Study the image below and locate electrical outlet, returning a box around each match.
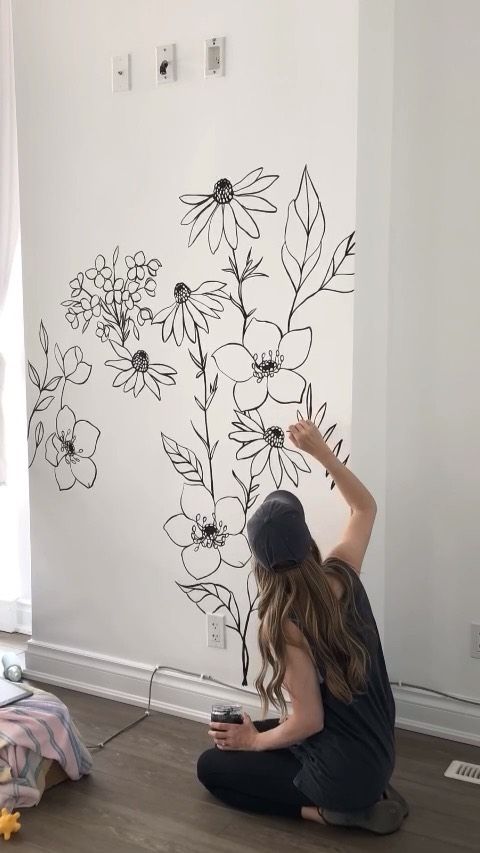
[207,613,225,649]
[470,623,480,659]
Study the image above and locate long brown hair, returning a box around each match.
[254,541,370,717]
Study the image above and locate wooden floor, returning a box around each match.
[4,678,479,853]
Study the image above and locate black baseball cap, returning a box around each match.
[247,490,312,573]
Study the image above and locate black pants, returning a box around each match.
[197,719,315,818]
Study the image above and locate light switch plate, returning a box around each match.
[205,37,225,77]
[112,54,130,93]
[156,44,176,84]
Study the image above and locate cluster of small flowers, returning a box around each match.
[63,251,161,336]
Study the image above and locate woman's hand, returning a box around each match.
[287,419,326,459]
[208,713,260,751]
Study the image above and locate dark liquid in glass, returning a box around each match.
[211,704,243,724]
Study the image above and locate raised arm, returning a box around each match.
[288,420,376,574]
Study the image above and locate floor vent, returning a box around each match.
[444,760,480,785]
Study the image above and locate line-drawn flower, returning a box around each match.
[103,277,124,306]
[105,342,177,399]
[80,294,101,322]
[213,318,311,411]
[229,410,311,488]
[152,281,227,345]
[69,273,84,299]
[96,321,110,342]
[65,307,81,330]
[45,405,100,491]
[55,345,92,384]
[126,251,147,281]
[180,167,279,253]
[86,254,112,289]
[164,484,250,579]
[137,307,153,327]
[121,280,141,311]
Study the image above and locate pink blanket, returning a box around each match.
[0,689,92,808]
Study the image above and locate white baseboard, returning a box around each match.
[0,598,32,634]
[25,639,265,724]
[25,640,480,745]
[393,685,480,746]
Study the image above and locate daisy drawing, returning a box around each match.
[105,342,176,400]
[164,484,251,579]
[229,409,311,488]
[179,167,279,253]
[152,281,228,345]
[213,318,312,411]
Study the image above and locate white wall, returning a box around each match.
[13,0,358,705]
[385,0,480,702]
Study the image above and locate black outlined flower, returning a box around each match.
[69,273,84,299]
[80,294,101,322]
[56,345,92,384]
[213,318,311,411]
[65,307,81,330]
[126,251,147,281]
[137,307,153,327]
[180,167,279,253]
[86,254,112,289]
[153,281,227,345]
[229,410,310,488]
[103,277,124,306]
[164,484,250,579]
[96,321,110,342]
[121,280,141,311]
[45,406,100,490]
[105,342,176,399]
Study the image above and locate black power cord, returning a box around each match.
[86,666,480,751]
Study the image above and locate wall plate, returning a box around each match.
[205,37,225,78]
[111,54,130,93]
[156,44,176,84]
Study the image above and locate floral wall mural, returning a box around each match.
[26,164,354,684]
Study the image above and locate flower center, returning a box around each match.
[131,350,149,372]
[61,438,76,456]
[191,514,228,549]
[264,426,285,448]
[174,282,191,304]
[212,178,234,205]
[252,349,284,381]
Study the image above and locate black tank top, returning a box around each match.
[290,559,396,811]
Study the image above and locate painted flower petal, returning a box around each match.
[250,444,270,477]
[213,343,253,382]
[181,198,214,225]
[162,304,177,342]
[269,447,283,488]
[236,174,278,195]
[72,456,97,488]
[183,303,198,342]
[243,318,282,359]
[229,430,263,445]
[68,361,92,385]
[144,372,162,400]
[195,280,227,297]
[230,198,260,239]
[233,168,263,192]
[221,533,251,568]
[278,328,312,369]
[182,542,221,579]
[105,358,133,370]
[164,513,194,547]
[181,484,215,523]
[189,294,222,317]
[62,347,81,377]
[179,193,212,207]
[134,371,145,397]
[223,202,238,249]
[45,434,59,466]
[152,303,175,325]
[123,371,137,393]
[283,446,311,473]
[208,204,224,254]
[113,368,134,387]
[215,496,245,536]
[74,420,100,458]
[188,201,217,246]
[55,457,75,490]
[233,376,268,411]
[109,341,132,360]
[173,304,185,345]
[235,437,266,459]
[279,448,299,486]
[234,195,277,213]
[268,369,306,404]
[56,405,75,439]
[186,300,209,332]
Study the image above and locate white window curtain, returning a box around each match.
[0,0,20,484]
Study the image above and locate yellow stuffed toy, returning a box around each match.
[0,809,21,841]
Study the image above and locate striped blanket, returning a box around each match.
[0,689,92,808]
